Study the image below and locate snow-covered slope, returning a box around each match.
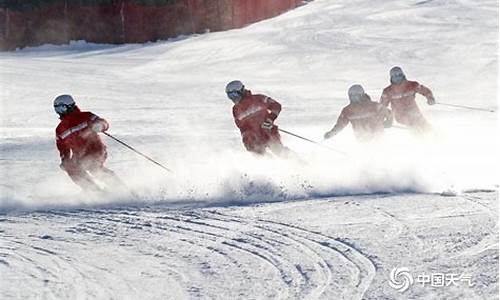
[0,0,498,299]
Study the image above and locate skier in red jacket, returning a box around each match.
[226,80,290,156]
[324,84,393,142]
[54,94,122,192]
[380,66,436,131]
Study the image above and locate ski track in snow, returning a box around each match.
[4,209,376,299]
[0,192,497,299]
[0,0,498,298]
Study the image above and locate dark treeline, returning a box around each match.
[0,0,176,11]
[0,0,301,50]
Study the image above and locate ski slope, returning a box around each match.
[0,0,498,299]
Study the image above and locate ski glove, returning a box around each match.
[261,119,274,130]
[324,130,335,139]
[383,118,393,128]
[59,158,71,171]
[91,122,105,133]
[427,97,436,105]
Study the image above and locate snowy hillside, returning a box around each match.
[0,0,498,299]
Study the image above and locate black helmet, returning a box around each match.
[225,80,245,103]
[53,94,76,116]
[348,84,367,104]
[390,66,406,84]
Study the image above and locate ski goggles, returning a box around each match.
[54,103,69,114]
[54,103,75,115]
[227,90,243,102]
[391,73,405,84]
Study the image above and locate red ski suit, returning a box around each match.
[380,80,434,130]
[55,107,110,188]
[232,91,284,154]
[331,99,391,141]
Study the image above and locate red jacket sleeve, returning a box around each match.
[414,82,434,100]
[89,113,109,132]
[380,88,391,107]
[263,96,281,120]
[331,107,350,135]
[232,106,243,129]
[56,133,70,160]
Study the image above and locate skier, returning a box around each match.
[226,80,291,156]
[324,84,393,142]
[53,94,123,192]
[380,66,436,131]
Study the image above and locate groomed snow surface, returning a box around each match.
[0,0,498,299]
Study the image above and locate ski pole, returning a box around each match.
[391,124,410,130]
[278,128,347,155]
[435,102,495,113]
[103,132,172,173]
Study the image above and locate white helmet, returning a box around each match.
[54,94,76,116]
[348,84,366,103]
[225,80,245,102]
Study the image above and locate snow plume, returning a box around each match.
[2,117,496,212]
